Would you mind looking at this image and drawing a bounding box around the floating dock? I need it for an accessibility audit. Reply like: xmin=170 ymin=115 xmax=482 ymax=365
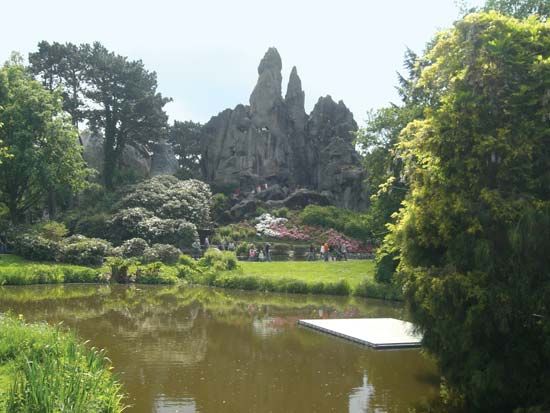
xmin=298 ymin=318 xmax=422 ymax=349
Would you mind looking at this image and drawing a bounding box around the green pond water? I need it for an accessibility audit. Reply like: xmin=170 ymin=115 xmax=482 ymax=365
xmin=0 ymin=284 xmax=439 ymax=412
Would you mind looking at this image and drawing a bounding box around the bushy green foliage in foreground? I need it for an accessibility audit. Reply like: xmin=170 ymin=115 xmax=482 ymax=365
xmin=0 ymin=315 xmax=125 ymax=412
xmin=387 ymin=12 xmax=550 ymax=411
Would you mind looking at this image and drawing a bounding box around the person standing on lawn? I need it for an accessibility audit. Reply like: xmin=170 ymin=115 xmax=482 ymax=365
xmin=264 ymin=242 xmax=271 ymax=261
xmin=340 ymin=244 xmax=348 ymax=261
xmin=308 ymin=244 xmax=316 ymax=261
xmin=323 ymin=242 xmax=330 ymax=262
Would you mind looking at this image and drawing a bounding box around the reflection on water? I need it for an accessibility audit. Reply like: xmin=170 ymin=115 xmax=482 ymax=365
xmin=0 ymin=284 xmax=439 ymax=413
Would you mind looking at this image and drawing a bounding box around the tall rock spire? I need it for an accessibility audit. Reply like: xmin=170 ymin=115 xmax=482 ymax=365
xmin=249 ymin=48 xmax=282 ymax=121
xmin=285 ymin=66 xmax=306 ymax=130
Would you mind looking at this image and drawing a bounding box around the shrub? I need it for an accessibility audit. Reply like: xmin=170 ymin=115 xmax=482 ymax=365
xmin=120 ymin=238 xmax=149 ymax=258
xmin=374 ymin=251 xmax=398 ymax=283
xmin=108 ymin=207 xmax=154 ymax=243
xmin=299 ymin=205 xmax=373 ymax=242
xmin=135 ymin=262 xmax=178 ymax=284
xmin=72 ymin=213 xmax=111 ymax=239
xmin=199 ymin=249 xmax=238 ymax=271
xmin=273 ymin=207 xmax=289 ymax=218
xmin=105 ymin=257 xmax=133 ymax=283
xmin=35 ymin=221 xmax=68 ymax=241
xmin=142 ymin=244 xmax=181 ymax=265
xmin=211 ymin=193 xmax=230 ymax=222
xmin=137 ymin=217 xmax=198 ymax=247
xmin=13 ymin=234 xmax=59 ymax=262
xmin=58 ymin=236 xmax=112 ymax=266
xmin=354 ymin=278 xmax=402 ymax=301
xmin=118 ymin=175 xmax=212 ymax=227
xmin=236 ymin=242 xmax=249 ymax=256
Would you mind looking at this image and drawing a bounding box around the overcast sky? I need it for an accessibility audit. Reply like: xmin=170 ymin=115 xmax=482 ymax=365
xmin=1 ymin=0 xmax=483 ymax=126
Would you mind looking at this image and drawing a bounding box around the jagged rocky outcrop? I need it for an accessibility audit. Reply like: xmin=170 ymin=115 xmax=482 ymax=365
xmin=151 ymin=138 xmax=179 ymax=176
xmin=201 ymin=48 xmax=366 ymax=209
xmin=81 ymin=130 xmax=152 ymax=179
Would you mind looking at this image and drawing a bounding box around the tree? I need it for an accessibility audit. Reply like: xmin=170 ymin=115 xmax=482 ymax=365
xmin=29 ymin=41 xmax=88 ymax=127
xmin=168 ymin=120 xmax=204 ymax=179
xmin=0 ymin=59 xmax=88 ymax=222
xmin=388 ymin=12 xmax=550 ymax=411
xmin=484 ymin=0 xmax=550 ymax=18
xmin=29 ymin=42 xmax=171 ymax=189
xmin=85 ymin=42 xmax=171 ymax=189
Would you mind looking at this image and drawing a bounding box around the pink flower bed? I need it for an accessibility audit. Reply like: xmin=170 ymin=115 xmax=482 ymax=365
xmin=268 ymin=224 xmax=311 ymax=241
xmin=321 ymin=229 xmax=370 ymax=253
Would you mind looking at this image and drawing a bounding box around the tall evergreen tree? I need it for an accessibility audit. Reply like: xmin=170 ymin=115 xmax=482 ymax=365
xmin=388 ymin=12 xmax=550 ymax=411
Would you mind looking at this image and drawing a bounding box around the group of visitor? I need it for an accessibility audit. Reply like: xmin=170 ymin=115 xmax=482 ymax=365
xmin=248 ymin=243 xmax=271 ymax=262
xmin=308 ymin=242 xmax=348 ymax=261
xmin=192 ymin=236 xmax=237 ymax=259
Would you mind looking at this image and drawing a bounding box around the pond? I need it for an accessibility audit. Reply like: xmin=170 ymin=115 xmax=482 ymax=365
xmin=0 ymin=285 xmax=439 ymax=412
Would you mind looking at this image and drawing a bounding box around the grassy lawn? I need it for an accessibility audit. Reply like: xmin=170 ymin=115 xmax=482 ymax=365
xmin=236 ymin=260 xmax=375 ymax=289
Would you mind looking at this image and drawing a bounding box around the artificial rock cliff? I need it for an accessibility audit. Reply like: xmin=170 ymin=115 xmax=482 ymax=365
xmin=200 ymin=48 xmax=366 ymax=209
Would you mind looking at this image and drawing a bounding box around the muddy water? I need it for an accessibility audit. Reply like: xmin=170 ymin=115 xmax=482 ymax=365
xmin=0 ymin=284 xmax=439 ymax=412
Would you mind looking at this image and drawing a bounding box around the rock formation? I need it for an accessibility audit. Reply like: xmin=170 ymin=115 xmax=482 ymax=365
xmin=151 ymin=138 xmax=179 ymax=176
xmin=81 ymin=130 xmax=152 ymax=179
xmin=201 ymin=48 xmax=366 ymax=209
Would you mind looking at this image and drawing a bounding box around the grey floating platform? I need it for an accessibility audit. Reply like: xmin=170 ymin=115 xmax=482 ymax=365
xmin=298 ymin=318 xmax=422 ymax=349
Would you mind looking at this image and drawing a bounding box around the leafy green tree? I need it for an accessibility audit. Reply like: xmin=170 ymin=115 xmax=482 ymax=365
xmin=85 ymin=42 xmax=171 ymax=189
xmin=0 ymin=58 xmax=88 ymax=223
xmin=388 ymin=12 xmax=550 ymax=411
xmin=29 ymin=41 xmax=88 ymax=127
xmin=168 ymin=120 xmax=204 ymax=179
xmin=484 ymin=0 xmax=550 ymax=18
xmin=29 ymin=42 xmax=171 ymax=189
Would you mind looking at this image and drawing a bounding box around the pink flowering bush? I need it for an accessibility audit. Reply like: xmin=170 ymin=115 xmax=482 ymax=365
xmin=322 ymin=229 xmax=370 ymax=253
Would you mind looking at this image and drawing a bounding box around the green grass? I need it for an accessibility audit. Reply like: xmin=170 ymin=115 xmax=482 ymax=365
xmin=0 ymin=254 xmax=179 ymax=286
xmin=0 ymin=254 xmax=102 ymax=285
xmin=0 ymin=314 xmax=125 ymax=412
xmin=237 ymin=260 xmax=374 ymax=287
xmin=189 ymin=259 xmax=403 ymax=300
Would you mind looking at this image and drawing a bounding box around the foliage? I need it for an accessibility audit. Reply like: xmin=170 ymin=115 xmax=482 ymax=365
xmin=199 ymin=249 xmax=239 ymax=271
xmin=29 ymin=41 xmax=171 ymax=189
xmin=0 ymin=58 xmax=88 ymax=222
xmin=482 ymin=0 xmax=550 ymax=18
xmin=118 ymin=175 xmax=212 ymax=227
xmin=58 ymin=235 xmax=112 ymax=266
xmin=104 ymin=257 xmax=133 ymax=283
xmin=71 ymin=212 xmax=111 ymax=240
xmin=12 ymin=234 xmax=59 ymax=262
xmin=211 ymin=193 xmax=231 ymax=223
xmin=255 ymin=213 xmax=310 ymax=240
xmin=34 ymin=221 xmax=69 ymax=241
xmin=135 ymin=262 xmax=178 ymax=284
xmin=299 ymin=206 xmax=373 ymax=241
xmin=142 ymin=243 xmax=181 ymax=265
xmin=216 ymin=223 xmax=257 ymax=241
xmin=273 ymin=207 xmax=289 ymax=218
xmin=388 ymin=13 xmax=550 ymax=411
xmin=0 ymin=315 xmax=125 ymax=412
xmin=168 ymin=120 xmax=204 ymax=179
xmin=118 ymin=238 xmax=149 ymax=258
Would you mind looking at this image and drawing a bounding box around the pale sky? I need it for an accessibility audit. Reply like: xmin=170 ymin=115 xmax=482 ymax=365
xmin=0 ymin=0 xmax=483 ymax=126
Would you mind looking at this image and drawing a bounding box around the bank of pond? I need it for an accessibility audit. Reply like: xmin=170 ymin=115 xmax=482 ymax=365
xmin=0 ymin=252 xmax=402 ymax=301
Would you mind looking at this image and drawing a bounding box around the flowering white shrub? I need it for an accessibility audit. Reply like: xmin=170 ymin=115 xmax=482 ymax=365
xmin=255 ymin=213 xmax=310 ymax=241
xmin=118 ymin=175 xmax=212 ymax=228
